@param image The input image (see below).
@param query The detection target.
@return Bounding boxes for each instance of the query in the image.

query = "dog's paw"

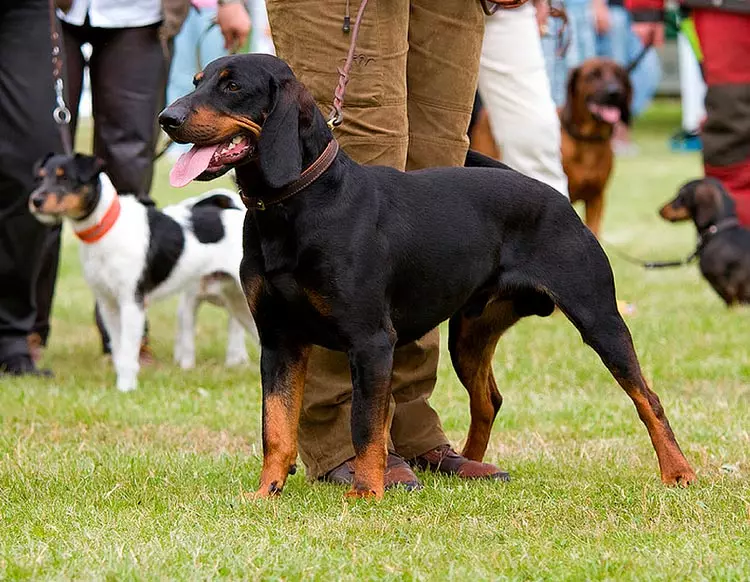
[345,485,382,501]
[116,377,137,392]
[225,353,249,367]
[177,358,195,370]
[246,481,283,500]
[662,468,697,488]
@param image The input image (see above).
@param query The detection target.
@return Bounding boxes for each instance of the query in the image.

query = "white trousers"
[478,4,568,197]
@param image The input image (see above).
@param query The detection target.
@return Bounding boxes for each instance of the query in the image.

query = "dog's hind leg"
[449,299,519,461]
[175,286,198,369]
[539,252,696,486]
[225,316,249,367]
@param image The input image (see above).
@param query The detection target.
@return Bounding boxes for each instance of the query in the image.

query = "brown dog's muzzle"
[160,103,262,187]
[659,202,691,222]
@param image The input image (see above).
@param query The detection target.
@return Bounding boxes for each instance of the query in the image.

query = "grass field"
[1,101,748,580]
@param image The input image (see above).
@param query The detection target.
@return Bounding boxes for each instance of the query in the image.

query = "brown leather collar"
[241,139,340,211]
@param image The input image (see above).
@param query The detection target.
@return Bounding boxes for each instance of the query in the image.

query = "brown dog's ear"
[258,78,302,190]
[563,66,581,120]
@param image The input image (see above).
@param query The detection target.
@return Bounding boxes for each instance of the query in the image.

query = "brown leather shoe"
[319,453,422,491]
[411,444,510,481]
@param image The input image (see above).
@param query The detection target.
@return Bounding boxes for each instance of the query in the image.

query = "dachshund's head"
[28,153,105,224]
[565,58,632,127]
[159,54,328,190]
[659,178,737,229]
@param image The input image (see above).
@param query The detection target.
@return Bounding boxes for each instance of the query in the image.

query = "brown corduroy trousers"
[267,0,485,479]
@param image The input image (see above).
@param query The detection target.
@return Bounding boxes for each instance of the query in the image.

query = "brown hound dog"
[561,58,632,238]
[159,54,695,500]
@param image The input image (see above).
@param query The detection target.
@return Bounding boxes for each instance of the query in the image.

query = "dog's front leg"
[115,301,146,392]
[254,338,311,498]
[347,330,396,500]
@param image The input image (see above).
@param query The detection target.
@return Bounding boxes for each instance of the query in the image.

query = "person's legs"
[31,225,62,351]
[477,3,568,196]
[565,2,597,68]
[541,16,568,107]
[167,7,227,157]
[0,0,62,373]
[88,24,168,202]
[694,10,750,226]
[267,0,411,479]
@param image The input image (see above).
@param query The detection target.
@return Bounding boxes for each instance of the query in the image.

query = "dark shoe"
[319,453,422,491]
[411,444,510,481]
[0,354,53,377]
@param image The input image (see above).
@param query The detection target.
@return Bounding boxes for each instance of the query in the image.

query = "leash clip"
[53,78,71,125]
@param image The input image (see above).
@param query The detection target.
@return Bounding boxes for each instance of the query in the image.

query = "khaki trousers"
[267,0,485,479]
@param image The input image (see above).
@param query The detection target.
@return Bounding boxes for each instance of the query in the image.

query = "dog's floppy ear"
[74,154,106,183]
[258,78,302,190]
[32,153,55,176]
[562,66,581,121]
[693,180,723,227]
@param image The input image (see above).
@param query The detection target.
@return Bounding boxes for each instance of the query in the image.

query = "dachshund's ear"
[258,78,302,190]
[32,152,55,176]
[74,154,106,183]
[693,180,723,227]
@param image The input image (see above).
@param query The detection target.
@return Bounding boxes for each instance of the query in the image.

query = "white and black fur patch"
[68,177,256,391]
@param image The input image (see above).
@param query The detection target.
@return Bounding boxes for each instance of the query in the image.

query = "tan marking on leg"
[451,300,518,461]
[624,377,696,486]
[253,346,311,499]
[346,440,387,500]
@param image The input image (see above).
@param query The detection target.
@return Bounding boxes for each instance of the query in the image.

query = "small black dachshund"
[159,54,695,500]
[660,178,750,306]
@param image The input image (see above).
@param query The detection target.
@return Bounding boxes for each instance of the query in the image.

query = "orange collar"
[75,194,121,244]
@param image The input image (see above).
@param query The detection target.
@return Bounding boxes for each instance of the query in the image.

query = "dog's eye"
[227,81,240,92]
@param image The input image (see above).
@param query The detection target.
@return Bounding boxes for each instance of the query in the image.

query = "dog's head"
[159,54,325,190]
[565,58,632,127]
[659,178,737,229]
[28,153,105,223]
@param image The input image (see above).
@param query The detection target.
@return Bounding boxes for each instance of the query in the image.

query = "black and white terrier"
[29,153,257,391]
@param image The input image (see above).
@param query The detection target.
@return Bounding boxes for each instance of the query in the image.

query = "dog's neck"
[562,104,614,143]
[237,107,334,200]
[71,173,119,237]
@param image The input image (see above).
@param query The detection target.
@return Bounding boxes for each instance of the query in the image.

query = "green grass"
[1,101,749,580]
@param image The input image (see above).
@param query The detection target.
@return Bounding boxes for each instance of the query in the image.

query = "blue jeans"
[166,7,228,154]
[596,5,661,117]
[541,2,597,107]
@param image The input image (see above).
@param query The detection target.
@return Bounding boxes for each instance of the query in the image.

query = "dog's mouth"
[170,134,256,187]
[586,97,622,125]
[587,101,622,125]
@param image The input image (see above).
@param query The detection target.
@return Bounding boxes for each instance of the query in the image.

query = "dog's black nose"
[605,83,622,100]
[30,194,44,209]
[158,108,186,131]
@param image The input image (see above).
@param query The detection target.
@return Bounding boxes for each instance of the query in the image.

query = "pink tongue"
[170,143,222,188]
[597,106,621,124]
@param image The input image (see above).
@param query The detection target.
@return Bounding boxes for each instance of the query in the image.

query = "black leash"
[602,241,698,269]
[626,40,653,73]
[48,0,73,155]
[601,218,741,270]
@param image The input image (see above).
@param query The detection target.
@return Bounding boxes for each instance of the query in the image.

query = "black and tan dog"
[159,54,694,500]
[660,178,750,305]
[561,58,632,238]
